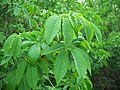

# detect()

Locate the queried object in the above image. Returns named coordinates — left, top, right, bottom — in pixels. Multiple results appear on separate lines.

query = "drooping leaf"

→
left=63, top=18, right=74, bottom=48
left=44, top=15, right=61, bottom=44
left=16, top=60, right=27, bottom=85
left=90, top=22, right=102, bottom=45
left=85, top=77, right=93, bottom=90
left=12, top=35, right=22, bottom=58
left=21, top=32, right=36, bottom=41
left=43, top=43, right=65, bottom=55
left=3, top=34, right=16, bottom=55
left=71, top=48, right=87, bottom=78
left=41, top=43, right=55, bottom=62
left=38, top=59, right=49, bottom=74
left=69, top=15, right=78, bottom=37
left=18, top=76, right=31, bottom=90
left=26, top=65, right=38, bottom=89
left=69, top=85, right=77, bottom=90
left=29, top=18, right=39, bottom=29
left=1, top=0, right=8, bottom=5
left=5, top=71, right=16, bottom=90
left=28, top=5, right=34, bottom=15
left=0, top=32, right=5, bottom=43
left=77, top=49, right=91, bottom=75
left=1, top=56, right=11, bottom=65
left=78, top=16, right=94, bottom=42
left=54, top=50, right=69, bottom=84
left=28, top=43, right=40, bottom=65
left=0, top=80, right=2, bottom=90
left=14, top=7, right=21, bottom=16
left=84, top=40, right=94, bottom=53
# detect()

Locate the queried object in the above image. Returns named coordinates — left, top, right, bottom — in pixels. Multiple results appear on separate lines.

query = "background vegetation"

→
left=0, top=0, right=120, bottom=90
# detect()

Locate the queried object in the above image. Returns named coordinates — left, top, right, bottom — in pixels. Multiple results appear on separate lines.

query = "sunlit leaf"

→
left=71, top=48, right=87, bottom=78
left=63, top=18, right=74, bottom=48
left=54, top=50, right=69, bottom=84
left=44, top=15, right=61, bottom=44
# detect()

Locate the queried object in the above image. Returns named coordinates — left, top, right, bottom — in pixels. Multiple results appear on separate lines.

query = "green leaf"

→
left=12, top=35, right=22, bottom=58
left=41, top=43, right=55, bottom=62
left=28, top=43, right=40, bottom=65
left=18, top=76, right=31, bottom=90
left=0, top=32, right=5, bottom=43
left=78, top=16, right=94, bottom=42
left=54, top=50, right=69, bottom=84
left=28, top=5, right=34, bottom=15
left=0, top=81, right=2, bottom=90
left=14, top=7, right=21, bottom=16
left=38, top=59, right=49, bottom=74
left=1, top=0, right=8, bottom=5
left=26, top=65, right=38, bottom=89
left=71, top=48, right=87, bottom=78
left=43, top=43, right=65, bottom=55
left=16, top=61, right=27, bottom=85
left=3, top=34, right=16, bottom=55
left=29, top=18, right=39, bottom=29
left=21, top=32, right=36, bottom=41
left=5, top=71, right=16, bottom=90
left=1, top=56, right=11, bottom=65
left=63, top=18, right=74, bottom=48
left=77, top=49, right=91, bottom=75
left=90, top=22, right=102, bottom=45
left=69, top=85, right=77, bottom=90
left=85, top=77, right=93, bottom=89
left=69, top=15, right=78, bottom=37
left=44, top=15, right=61, bottom=44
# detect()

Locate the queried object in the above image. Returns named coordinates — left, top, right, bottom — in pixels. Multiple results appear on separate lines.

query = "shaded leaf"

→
left=43, top=43, right=65, bottom=55
left=38, top=59, right=49, bottom=74
left=78, top=16, right=94, bottom=42
left=28, top=43, right=40, bottom=64
left=5, top=71, right=16, bottom=90
left=29, top=18, right=39, bottom=29
left=12, top=35, right=22, bottom=58
left=1, top=56, right=11, bottom=65
left=16, top=61, right=27, bottom=85
left=26, top=65, right=38, bottom=89
left=3, top=34, right=16, bottom=55
left=14, top=7, right=21, bottom=16
left=90, top=22, right=102, bottom=45
left=18, top=76, right=31, bottom=90
left=0, top=32, right=5, bottom=43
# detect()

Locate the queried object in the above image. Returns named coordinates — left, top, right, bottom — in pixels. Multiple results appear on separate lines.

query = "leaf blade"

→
left=43, top=43, right=65, bottom=55
left=54, top=50, right=69, bottom=84
left=63, top=18, right=74, bottom=48
left=90, top=22, right=102, bottom=45
left=28, top=43, right=40, bottom=64
left=12, top=35, right=22, bottom=58
left=71, top=48, right=87, bottom=78
left=16, top=60, right=27, bottom=85
left=26, top=65, right=38, bottom=89
left=45, top=15, right=61, bottom=44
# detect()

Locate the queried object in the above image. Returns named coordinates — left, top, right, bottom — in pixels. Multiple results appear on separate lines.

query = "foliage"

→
left=1, top=0, right=119, bottom=90
left=0, top=9, right=103, bottom=89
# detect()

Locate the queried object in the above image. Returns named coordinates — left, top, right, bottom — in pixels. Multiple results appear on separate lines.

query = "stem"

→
left=44, top=75, right=56, bottom=90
